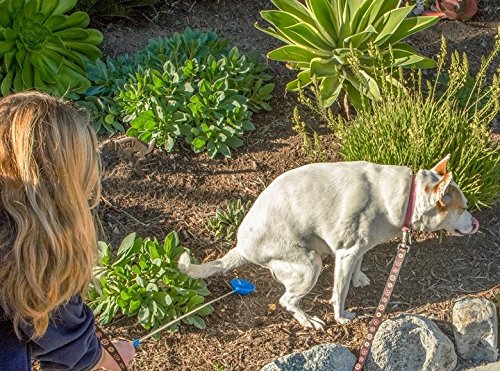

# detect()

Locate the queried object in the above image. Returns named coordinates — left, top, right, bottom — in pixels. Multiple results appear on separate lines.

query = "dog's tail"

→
left=178, top=249, right=247, bottom=279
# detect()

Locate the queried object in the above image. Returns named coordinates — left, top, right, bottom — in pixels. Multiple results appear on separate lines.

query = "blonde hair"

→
left=0, top=91, right=101, bottom=338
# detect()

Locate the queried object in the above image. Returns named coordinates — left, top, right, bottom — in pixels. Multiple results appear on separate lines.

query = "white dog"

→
left=179, top=156, right=479, bottom=329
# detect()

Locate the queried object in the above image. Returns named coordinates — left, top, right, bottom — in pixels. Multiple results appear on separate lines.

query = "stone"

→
left=465, top=360, right=500, bottom=371
left=452, top=298, right=498, bottom=364
left=365, top=314, right=457, bottom=371
left=260, top=343, right=356, bottom=371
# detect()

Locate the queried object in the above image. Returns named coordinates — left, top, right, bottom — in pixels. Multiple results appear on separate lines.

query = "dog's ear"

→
left=431, top=154, right=451, bottom=176
left=434, top=172, right=453, bottom=206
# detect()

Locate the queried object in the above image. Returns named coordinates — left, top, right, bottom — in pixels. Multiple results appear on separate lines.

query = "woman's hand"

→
left=93, top=341, right=136, bottom=370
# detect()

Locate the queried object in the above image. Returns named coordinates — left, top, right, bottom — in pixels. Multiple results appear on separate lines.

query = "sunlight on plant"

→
left=256, top=0, right=439, bottom=111
left=0, top=0, right=103, bottom=98
left=206, top=199, right=252, bottom=241
left=88, top=232, right=213, bottom=331
left=81, top=28, right=274, bottom=159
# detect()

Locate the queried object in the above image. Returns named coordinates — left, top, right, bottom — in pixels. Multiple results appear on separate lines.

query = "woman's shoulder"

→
left=0, top=316, right=31, bottom=370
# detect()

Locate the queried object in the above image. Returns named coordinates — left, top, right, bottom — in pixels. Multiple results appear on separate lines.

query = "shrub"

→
left=206, top=199, right=251, bottom=241
left=334, top=36, right=500, bottom=210
left=78, top=56, right=135, bottom=132
left=88, top=232, right=214, bottom=331
left=0, top=0, right=102, bottom=98
left=82, top=29, right=274, bottom=159
left=256, top=0, right=438, bottom=111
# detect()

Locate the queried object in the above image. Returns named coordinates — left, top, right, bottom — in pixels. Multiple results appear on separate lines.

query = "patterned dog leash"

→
left=95, top=324, right=128, bottom=371
left=353, top=176, right=416, bottom=371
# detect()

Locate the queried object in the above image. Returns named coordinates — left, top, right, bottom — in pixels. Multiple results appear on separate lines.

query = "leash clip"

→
left=400, top=230, right=412, bottom=251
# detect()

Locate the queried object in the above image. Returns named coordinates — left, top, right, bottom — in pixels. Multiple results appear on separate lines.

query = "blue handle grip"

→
left=133, top=339, right=140, bottom=348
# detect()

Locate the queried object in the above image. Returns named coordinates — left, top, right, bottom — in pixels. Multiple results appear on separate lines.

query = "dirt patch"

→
left=93, top=1, right=500, bottom=370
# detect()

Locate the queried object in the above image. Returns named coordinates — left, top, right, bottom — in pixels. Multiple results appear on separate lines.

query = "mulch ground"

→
left=92, top=1, right=500, bottom=370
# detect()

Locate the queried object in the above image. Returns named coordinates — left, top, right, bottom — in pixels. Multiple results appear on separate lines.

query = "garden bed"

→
left=94, top=1, right=499, bottom=369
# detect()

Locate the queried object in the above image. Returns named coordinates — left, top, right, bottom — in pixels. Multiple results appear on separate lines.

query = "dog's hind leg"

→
left=351, top=253, right=370, bottom=288
left=331, top=248, right=359, bottom=324
left=269, top=250, right=325, bottom=330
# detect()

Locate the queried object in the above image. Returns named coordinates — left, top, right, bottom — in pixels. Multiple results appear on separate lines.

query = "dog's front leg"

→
left=332, top=248, right=358, bottom=324
left=351, top=253, right=371, bottom=288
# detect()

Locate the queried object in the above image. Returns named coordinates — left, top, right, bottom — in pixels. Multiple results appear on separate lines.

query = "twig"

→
left=101, top=196, right=148, bottom=227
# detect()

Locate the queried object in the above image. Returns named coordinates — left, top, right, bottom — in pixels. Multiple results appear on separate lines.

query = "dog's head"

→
left=414, top=155, right=479, bottom=235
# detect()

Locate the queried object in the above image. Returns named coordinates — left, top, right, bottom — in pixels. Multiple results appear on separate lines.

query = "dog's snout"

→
left=470, top=216, right=479, bottom=234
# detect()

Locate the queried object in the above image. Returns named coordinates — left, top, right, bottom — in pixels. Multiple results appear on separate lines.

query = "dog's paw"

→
left=300, top=315, right=326, bottom=331
left=352, top=272, right=371, bottom=288
left=335, top=311, right=356, bottom=324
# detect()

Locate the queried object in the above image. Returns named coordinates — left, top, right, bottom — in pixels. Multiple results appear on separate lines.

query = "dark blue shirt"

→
left=0, top=296, right=102, bottom=370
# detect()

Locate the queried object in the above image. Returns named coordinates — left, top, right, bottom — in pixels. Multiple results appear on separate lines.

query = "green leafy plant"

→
left=78, top=56, right=136, bottom=132
left=0, top=0, right=103, bottom=98
left=113, top=29, right=274, bottom=157
left=333, top=35, right=500, bottom=210
left=82, top=29, right=274, bottom=154
left=206, top=199, right=252, bottom=241
left=88, top=232, right=213, bottom=331
left=256, top=0, right=439, bottom=111
left=76, top=0, right=158, bottom=18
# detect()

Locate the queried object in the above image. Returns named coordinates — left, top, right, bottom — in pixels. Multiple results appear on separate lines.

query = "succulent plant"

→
left=256, top=0, right=439, bottom=111
left=206, top=199, right=252, bottom=241
left=0, top=0, right=103, bottom=98
left=423, top=0, right=477, bottom=20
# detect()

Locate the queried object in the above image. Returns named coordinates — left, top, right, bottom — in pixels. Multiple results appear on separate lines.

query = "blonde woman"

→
left=0, top=92, right=135, bottom=370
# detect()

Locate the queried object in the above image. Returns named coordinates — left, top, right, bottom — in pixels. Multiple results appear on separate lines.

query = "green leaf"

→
left=189, top=315, right=207, bottom=329
left=305, top=0, right=337, bottom=40
left=129, top=300, right=141, bottom=313
left=216, top=142, right=231, bottom=158
left=344, top=79, right=369, bottom=112
left=384, top=16, right=440, bottom=47
left=117, top=233, right=137, bottom=257
left=138, top=305, right=151, bottom=325
left=192, top=137, right=206, bottom=149
left=343, top=25, right=377, bottom=49
left=271, top=0, right=312, bottom=23
left=225, top=136, right=244, bottom=149
left=286, top=69, right=312, bottom=90
left=310, top=57, right=340, bottom=78
left=268, top=45, right=323, bottom=64
left=374, top=6, right=414, bottom=46
left=319, top=75, right=343, bottom=107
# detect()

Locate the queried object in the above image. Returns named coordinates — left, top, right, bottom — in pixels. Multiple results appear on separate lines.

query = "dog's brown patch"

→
left=437, top=185, right=466, bottom=213
left=433, top=172, right=453, bottom=195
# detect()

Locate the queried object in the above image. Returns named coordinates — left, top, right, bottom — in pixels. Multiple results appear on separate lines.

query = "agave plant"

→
left=0, top=0, right=103, bottom=98
left=256, top=0, right=439, bottom=110
left=423, top=0, right=477, bottom=20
